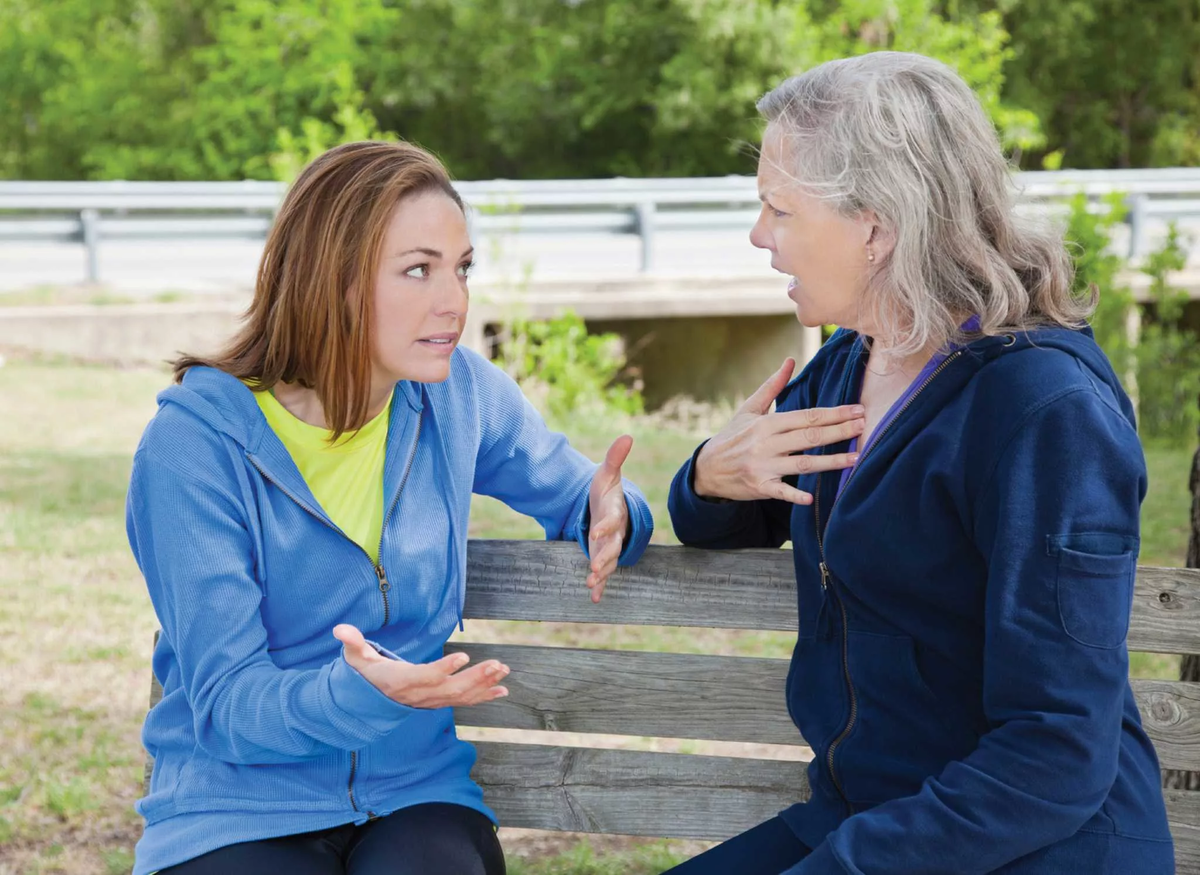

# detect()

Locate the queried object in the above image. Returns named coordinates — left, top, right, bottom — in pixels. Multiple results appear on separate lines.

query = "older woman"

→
left=664, top=53, right=1172, bottom=874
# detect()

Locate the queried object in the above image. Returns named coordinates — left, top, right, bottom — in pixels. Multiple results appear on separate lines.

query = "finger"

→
left=590, top=536, right=623, bottom=576
left=424, top=651, right=472, bottom=679
left=765, top=479, right=814, bottom=506
left=738, top=358, right=796, bottom=416
left=766, top=418, right=865, bottom=454
left=771, top=405, right=866, bottom=434
left=332, top=624, right=382, bottom=664
left=445, top=661, right=510, bottom=700
left=767, top=451, right=860, bottom=479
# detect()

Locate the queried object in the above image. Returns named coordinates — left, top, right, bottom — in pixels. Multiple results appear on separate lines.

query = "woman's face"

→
left=370, top=190, right=473, bottom=385
left=750, top=125, right=878, bottom=333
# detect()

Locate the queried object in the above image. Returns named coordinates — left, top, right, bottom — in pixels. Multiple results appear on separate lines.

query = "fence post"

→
left=1126, top=193, right=1148, bottom=260
left=80, top=208, right=100, bottom=284
left=635, top=202, right=656, bottom=272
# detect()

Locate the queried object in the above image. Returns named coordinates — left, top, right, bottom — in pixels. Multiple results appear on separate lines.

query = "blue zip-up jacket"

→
left=669, top=327, right=1173, bottom=874
left=126, top=347, right=653, bottom=875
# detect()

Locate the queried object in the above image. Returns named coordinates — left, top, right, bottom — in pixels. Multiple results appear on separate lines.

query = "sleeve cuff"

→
left=328, top=653, right=417, bottom=734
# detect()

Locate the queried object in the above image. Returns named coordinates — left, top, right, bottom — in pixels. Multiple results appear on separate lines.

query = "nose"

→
left=749, top=208, right=773, bottom=251
left=434, top=272, right=469, bottom=323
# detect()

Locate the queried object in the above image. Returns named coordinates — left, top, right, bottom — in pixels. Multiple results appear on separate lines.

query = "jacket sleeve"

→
left=666, top=441, right=794, bottom=549
left=789, top=387, right=1145, bottom=874
left=128, top=446, right=415, bottom=765
left=469, top=358, right=653, bottom=565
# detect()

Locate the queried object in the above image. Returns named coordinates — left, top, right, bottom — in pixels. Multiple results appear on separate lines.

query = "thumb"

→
left=739, top=358, right=796, bottom=416
left=602, top=434, right=633, bottom=475
left=593, top=434, right=633, bottom=494
left=332, top=624, right=377, bottom=664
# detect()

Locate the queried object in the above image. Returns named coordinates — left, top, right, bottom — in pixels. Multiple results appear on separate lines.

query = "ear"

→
left=858, top=209, right=896, bottom=262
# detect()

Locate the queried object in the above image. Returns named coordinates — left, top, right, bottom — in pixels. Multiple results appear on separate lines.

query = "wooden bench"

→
left=146, top=540, right=1200, bottom=871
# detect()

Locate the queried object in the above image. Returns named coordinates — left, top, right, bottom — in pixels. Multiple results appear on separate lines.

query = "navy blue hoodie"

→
left=669, top=327, right=1173, bottom=874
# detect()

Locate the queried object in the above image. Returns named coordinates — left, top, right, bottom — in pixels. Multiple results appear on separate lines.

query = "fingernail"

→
left=848, top=453, right=859, bottom=463
left=851, top=405, right=865, bottom=415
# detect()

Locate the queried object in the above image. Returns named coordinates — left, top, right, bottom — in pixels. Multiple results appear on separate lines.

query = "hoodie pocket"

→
left=1053, top=540, right=1136, bottom=650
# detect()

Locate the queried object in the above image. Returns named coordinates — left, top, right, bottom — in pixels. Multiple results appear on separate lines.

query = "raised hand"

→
left=585, top=434, right=634, bottom=603
left=332, top=624, right=509, bottom=708
left=693, top=358, right=864, bottom=505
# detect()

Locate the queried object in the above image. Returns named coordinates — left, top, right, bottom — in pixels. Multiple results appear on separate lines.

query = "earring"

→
left=867, top=250, right=876, bottom=263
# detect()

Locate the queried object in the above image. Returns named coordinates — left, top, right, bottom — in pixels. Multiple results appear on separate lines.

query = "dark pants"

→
left=660, top=816, right=811, bottom=875
left=159, top=802, right=506, bottom=875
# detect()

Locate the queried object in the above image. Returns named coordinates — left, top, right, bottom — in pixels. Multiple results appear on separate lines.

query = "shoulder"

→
left=966, top=329, right=1131, bottom=427
left=134, top=389, right=246, bottom=494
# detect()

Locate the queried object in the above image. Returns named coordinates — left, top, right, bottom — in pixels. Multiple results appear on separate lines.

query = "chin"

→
left=793, top=306, right=827, bottom=330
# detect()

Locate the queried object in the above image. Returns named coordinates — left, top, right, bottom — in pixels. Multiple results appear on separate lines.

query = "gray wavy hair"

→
left=758, top=51, right=1092, bottom=355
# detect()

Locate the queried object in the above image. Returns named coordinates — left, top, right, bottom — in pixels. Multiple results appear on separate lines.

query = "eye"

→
left=765, top=202, right=788, bottom=219
left=457, top=260, right=474, bottom=278
left=404, top=264, right=430, bottom=279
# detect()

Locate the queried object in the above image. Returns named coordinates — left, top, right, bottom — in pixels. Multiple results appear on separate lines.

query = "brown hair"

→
left=173, top=140, right=464, bottom=438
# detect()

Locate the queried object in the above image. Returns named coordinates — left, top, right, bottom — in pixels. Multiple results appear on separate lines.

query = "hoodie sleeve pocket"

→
left=1052, top=535, right=1137, bottom=649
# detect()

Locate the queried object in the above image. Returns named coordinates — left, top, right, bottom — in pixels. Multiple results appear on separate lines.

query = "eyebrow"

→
left=391, top=246, right=475, bottom=261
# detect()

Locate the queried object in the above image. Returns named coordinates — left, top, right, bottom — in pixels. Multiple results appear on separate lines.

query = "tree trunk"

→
left=1162, top=439, right=1200, bottom=790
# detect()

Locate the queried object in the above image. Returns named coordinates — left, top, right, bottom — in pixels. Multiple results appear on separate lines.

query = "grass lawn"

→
left=0, top=355, right=1193, bottom=874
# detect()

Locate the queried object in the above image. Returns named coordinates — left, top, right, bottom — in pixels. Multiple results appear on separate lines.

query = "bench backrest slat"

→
left=464, top=543, right=1200, bottom=655
left=448, top=643, right=800, bottom=746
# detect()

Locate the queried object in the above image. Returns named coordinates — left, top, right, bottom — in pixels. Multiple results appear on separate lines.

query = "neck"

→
left=270, top=380, right=394, bottom=430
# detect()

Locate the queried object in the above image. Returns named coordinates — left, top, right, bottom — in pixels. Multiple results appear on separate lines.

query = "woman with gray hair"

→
left=664, top=52, right=1173, bottom=874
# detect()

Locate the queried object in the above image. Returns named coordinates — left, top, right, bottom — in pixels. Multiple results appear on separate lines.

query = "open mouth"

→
left=418, top=333, right=459, bottom=349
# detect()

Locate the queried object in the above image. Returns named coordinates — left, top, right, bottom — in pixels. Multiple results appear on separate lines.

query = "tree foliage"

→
left=0, top=0, right=1078, bottom=181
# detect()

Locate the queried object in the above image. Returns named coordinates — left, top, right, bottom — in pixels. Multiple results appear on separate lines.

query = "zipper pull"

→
left=819, top=562, right=830, bottom=591
left=375, top=564, right=390, bottom=594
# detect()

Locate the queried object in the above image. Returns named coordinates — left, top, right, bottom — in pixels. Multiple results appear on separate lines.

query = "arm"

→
left=791, top=388, right=1144, bottom=874
left=469, top=357, right=653, bottom=565
left=128, top=447, right=415, bottom=765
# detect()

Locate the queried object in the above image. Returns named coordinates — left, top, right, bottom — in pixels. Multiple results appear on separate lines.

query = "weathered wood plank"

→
left=465, top=541, right=1200, bottom=652
left=450, top=644, right=802, bottom=746
left=1166, top=790, right=1200, bottom=874
left=449, top=649, right=1200, bottom=767
left=470, top=742, right=810, bottom=840
left=1135, top=681, right=1200, bottom=772
left=1131, top=567, right=1200, bottom=655
left=474, top=741, right=1200, bottom=863
left=463, top=541, right=798, bottom=631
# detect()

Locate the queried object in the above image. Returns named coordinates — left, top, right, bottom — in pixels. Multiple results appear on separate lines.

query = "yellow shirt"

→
left=252, top=388, right=392, bottom=565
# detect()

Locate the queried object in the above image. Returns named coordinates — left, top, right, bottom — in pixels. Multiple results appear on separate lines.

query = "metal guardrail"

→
left=2, top=169, right=1200, bottom=283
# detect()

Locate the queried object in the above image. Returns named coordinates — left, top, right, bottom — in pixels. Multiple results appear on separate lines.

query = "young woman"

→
left=665, top=52, right=1172, bottom=874
left=127, top=141, right=653, bottom=875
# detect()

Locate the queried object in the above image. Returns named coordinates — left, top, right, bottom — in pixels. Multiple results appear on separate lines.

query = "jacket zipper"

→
left=814, top=348, right=963, bottom=810
left=374, top=417, right=422, bottom=626
left=348, top=751, right=360, bottom=812
left=244, top=414, right=423, bottom=813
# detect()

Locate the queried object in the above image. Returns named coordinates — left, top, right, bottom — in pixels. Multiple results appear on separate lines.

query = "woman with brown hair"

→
left=125, top=141, right=653, bottom=875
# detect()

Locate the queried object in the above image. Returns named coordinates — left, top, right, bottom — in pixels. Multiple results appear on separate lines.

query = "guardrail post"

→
left=80, top=208, right=100, bottom=284
left=635, top=202, right=656, bottom=272
left=1126, top=193, right=1148, bottom=260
